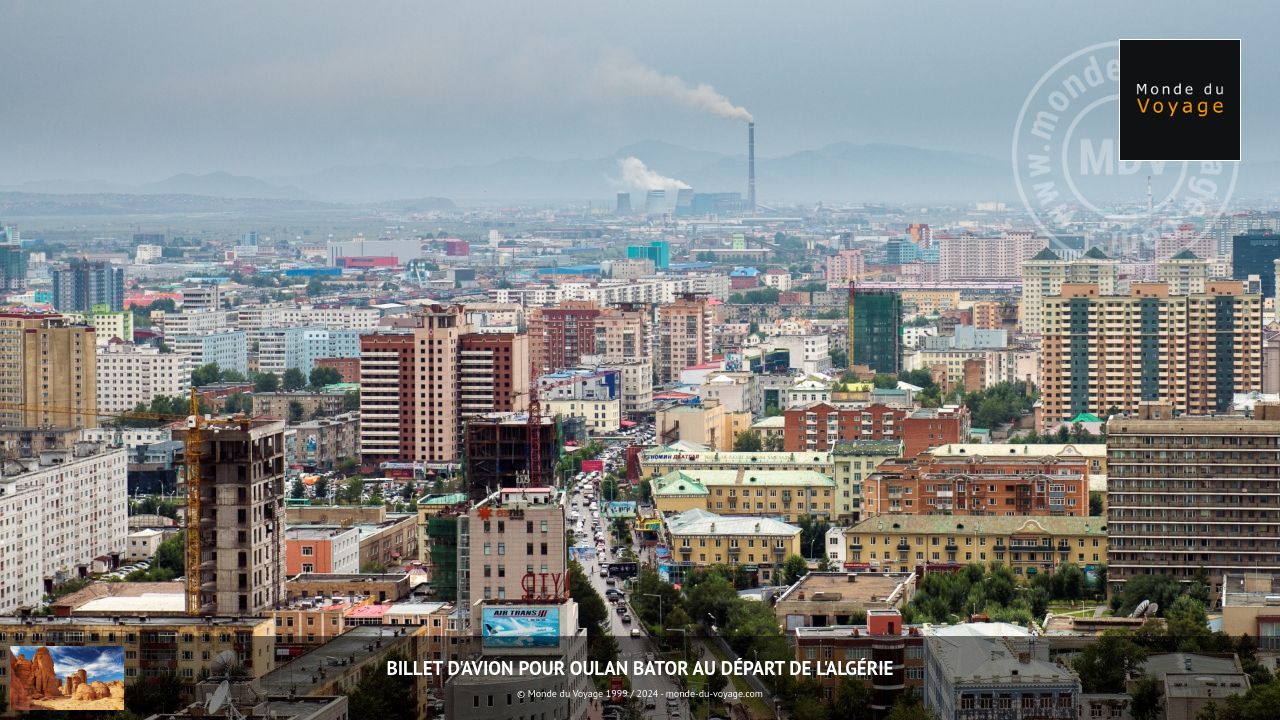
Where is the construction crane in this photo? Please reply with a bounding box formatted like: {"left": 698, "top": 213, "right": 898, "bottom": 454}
{"left": 527, "top": 357, "right": 543, "bottom": 487}
{"left": 0, "top": 388, "right": 238, "bottom": 616}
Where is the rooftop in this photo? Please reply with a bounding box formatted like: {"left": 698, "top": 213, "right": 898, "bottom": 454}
{"left": 652, "top": 469, "right": 835, "bottom": 494}
{"left": 928, "top": 443, "right": 1106, "bottom": 459}
{"left": 776, "top": 572, "right": 915, "bottom": 606}
{"left": 665, "top": 509, "right": 800, "bottom": 537}
{"left": 258, "top": 625, "right": 414, "bottom": 697}
{"left": 847, "top": 514, "right": 1106, "bottom": 537}
{"left": 832, "top": 440, "right": 902, "bottom": 456}
{"left": 641, "top": 446, "right": 831, "bottom": 466}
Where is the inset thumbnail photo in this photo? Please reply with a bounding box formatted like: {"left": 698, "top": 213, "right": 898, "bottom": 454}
{"left": 8, "top": 645, "right": 125, "bottom": 712}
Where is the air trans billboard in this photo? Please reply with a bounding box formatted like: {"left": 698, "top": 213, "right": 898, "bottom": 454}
{"left": 481, "top": 607, "right": 560, "bottom": 649}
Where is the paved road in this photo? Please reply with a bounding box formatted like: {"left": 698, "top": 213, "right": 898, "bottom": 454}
{"left": 572, "top": 478, "right": 689, "bottom": 719}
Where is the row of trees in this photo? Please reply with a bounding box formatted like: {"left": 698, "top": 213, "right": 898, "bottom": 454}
{"left": 901, "top": 562, "right": 1103, "bottom": 626}
{"left": 193, "top": 363, "right": 343, "bottom": 392}
{"left": 731, "top": 429, "right": 784, "bottom": 452}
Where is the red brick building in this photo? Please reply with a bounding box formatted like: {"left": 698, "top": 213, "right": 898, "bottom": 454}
{"left": 794, "top": 610, "right": 924, "bottom": 717}
{"left": 901, "top": 406, "right": 970, "bottom": 457}
{"left": 864, "top": 446, "right": 1091, "bottom": 517}
{"left": 783, "top": 402, "right": 908, "bottom": 452}
{"left": 314, "top": 356, "right": 360, "bottom": 383}
{"left": 528, "top": 301, "right": 602, "bottom": 373}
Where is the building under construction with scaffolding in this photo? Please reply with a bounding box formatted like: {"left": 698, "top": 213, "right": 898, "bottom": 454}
{"left": 462, "top": 412, "right": 558, "bottom": 500}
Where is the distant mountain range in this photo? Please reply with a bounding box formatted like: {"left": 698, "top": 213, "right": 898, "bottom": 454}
{"left": 6, "top": 141, "right": 1280, "bottom": 207}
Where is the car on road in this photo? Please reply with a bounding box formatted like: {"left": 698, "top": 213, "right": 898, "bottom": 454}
{"left": 599, "top": 569, "right": 608, "bottom": 578}
{"left": 605, "top": 578, "right": 616, "bottom": 586}
{"left": 620, "top": 614, "right": 632, "bottom": 624}
{"left": 645, "top": 698, "right": 657, "bottom": 710}
{"left": 615, "top": 605, "right": 627, "bottom": 615}
{"left": 630, "top": 628, "right": 643, "bottom": 638}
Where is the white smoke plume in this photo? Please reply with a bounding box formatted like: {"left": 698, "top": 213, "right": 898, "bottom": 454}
{"left": 593, "top": 56, "right": 752, "bottom": 123}
{"left": 618, "top": 156, "right": 690, "bottom": 193}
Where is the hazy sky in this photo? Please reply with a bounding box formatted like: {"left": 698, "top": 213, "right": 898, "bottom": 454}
{"left": 2, "top": 0, "right": 1275, "bottom": 183}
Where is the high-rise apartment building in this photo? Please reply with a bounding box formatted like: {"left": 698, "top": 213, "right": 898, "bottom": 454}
{"left": 50, "top": 258, "right": 125, "bottom": 312}
{"left": 1041, "top": 282, "right": 1263, "bottom": 423}
{"left": 936, "top": 232, "right": 1048, "bottom": 282}
{"left": 0, "top": 442, "right": 127, "bottom": 613}
{"left": 528, "top": 301, "right": 601, "bottom": 373}
{"left": 1157, "top": 249, "right": 1211, "bottom": 296}
{"left": 1233, "top": 230, "right": 1280, "bottom": 299}
{"left": 463, "top": 413, "right": 558, "bottom": 499}
{"left": 1108, "top": 402, "right": 1280, "bottom": 600}
{"left": 96, "top": 341, "right": 192, "bottom": 414}
{"left": 0, "top": 244, "right": 27, "bottom": 292}
{"left": 0, "top": 313, "right": 98, "bottom": 429}
{"left": 169, "top": 329, "right": 248, "bottom": 375}
{"left": 359, "top": 306, "right": 528, "bottom": 467}
{"left": 848, "top": 287, "right": 902, "bottom": 374}
{"left": 174, "top": 417, "right": 287, "bottom": 616}
{"left": 1019, "top": 247, "right": 1119, "bottom": 334}
{"left": 458, "top": 332, "right": 530, "bottom": 428}
{"left": 592, "top": 306, "right": 648, "bottom": 362}
{"left": 656, "top": 295, "right": 714, "bottom": 385}
{"left": 826, "top": 249, "right": 866, "bottom": 285}
{"left": 180, "top": 282, "right": 222, "bottom": 312}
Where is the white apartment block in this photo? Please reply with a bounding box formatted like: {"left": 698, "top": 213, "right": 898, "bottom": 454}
{"left": 1019, "top": 248, "right": 1119, "bottom": 334}
{"left": 169, "top": 329, "right": 248, "bottom": 375}
{"left": 544, "top": 398, "right": 621, "bottom": 433}
{"left": 938, "top": 231, "right": 1048, "bottom": 283}
{"left": 180, "top": 283, "right": 222, "bottom": 311}
{"left": 257, "top": 326, "right": 361, "bottom": 376}
{"left": 486, "top": 285, "right": 564, "bottom": 307}
{"left": 560, "top": 274, "right": 730, "bottom": 306}
{"left": 96, "top": 342, "right": 193, "bottom": 414}
{"left": 153, "top": 309, "right": 239, "bottom": 336}
{"left": 236, "top": 304, "right": 381, "bottom": 335}
{"left": 0, "top": 443, "right": 128, "bottom": 614}
{"left": 134, "top": 244, "right": 163, "bottom": 264}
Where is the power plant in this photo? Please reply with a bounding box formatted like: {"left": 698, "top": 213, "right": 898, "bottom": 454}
{"left": 747, "top": 121, "right": 756, "bottom": 213}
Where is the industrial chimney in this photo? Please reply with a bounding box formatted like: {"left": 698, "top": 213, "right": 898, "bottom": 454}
{"left": 747, "top": 121, "right": 756, "bottom": 213}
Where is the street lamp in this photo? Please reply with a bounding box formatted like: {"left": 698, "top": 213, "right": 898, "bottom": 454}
{"left": 642, "top": 593, "right": 663, "bottom": 629}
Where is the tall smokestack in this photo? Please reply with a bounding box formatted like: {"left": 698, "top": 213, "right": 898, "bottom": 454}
{"left": 747, "top": 121, "right": 756, "bottom": 213}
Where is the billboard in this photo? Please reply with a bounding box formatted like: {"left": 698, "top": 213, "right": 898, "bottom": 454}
{"left": 481, "top": 606, "right": 560, "bottom": 649}
{"left": 581, "top": 459, "right": 604, "bottom": 473}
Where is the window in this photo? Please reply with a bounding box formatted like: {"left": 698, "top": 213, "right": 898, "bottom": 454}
{"left": 301, "top": 546, "right": 314, "bottom": 556}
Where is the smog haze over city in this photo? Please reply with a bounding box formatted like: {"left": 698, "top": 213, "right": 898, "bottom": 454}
{"left": 5, "top": 4, "right": 1280, "bottom": 720}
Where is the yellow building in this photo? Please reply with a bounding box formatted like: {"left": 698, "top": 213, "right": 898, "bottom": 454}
{"left": 900, "top": 289, "right": 961, "bottom": 317}
{"left": 650, "top": 468, "right": 836, "bottom": 522}
{"left": 831, "top": 440, "right": 901, "bottom": 522}
{"left": 842, "top": 514, "right": 1107, "bottom": 576}
{"left": 664, "top": 509, "right": 801, "bottom": 583}
{"left": 0, "top": 313, "right": 98, "bottom": 428}
{"left": 0, "top": 615, "right": 275, "bottom": 689}
{"left": 656, "top": 400, "right": 751, "bottom": 451}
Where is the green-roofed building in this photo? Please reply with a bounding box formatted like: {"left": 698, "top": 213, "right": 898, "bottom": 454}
{"left": 650, "top": 468, "right": 836, "bottom": 522}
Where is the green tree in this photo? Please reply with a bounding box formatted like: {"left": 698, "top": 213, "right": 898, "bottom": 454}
{"left": 781, "top": 554, "right": 809, "bottom": 585}
{"left": 898, "top": 369, "right": 936, "bottom": 388}
{"left": 290, "top": 479, "right": 305, "bottom": 499}
{"left": 123, "top": 671, "right": 190, "bottom": 717}
{"left": 1116, "top": 574, "right": 1184, "bottom": 617}
{"left": 340, "top": 476, "right": 364, "bottom": 504}
{"left": 684, "top": 573, "right": 738, "bottom": 626}
{"left": 305, "top": 276, "right": 327, "bottom": 297}
{"left": 872, "top": 374, "right": 897, "bottom": 389}
{"left": 830, "top": 677, "right": 875, "bottom": 720}
{"left": 309, "top": 366, "right": 342, "bottom": 388}
{"left": 254, "top": 371, "right": 279, "bottom": 393}
{"left": 1165, "top": 595, "right": 1210, "bottom": 649}
{"left": 343, "top": 388, "right": 360, "bottom": 411}
{"left": 796, "top": 515, "right": 831, "bottom": 559}
{"left": 223, "top": 393, "right": 251, "bottom": 415}
{"left": 732, "top": 430, "right": 763, "bottom": 452}
{"left": 191, "top": 362, "right": 221, "bottom": 387}
{"left": 885, "top": 687, "right": 936, "bottom": 720}
{"left": 153, "top": 532, "right": 186, "bottom": 575}
{"left": 282, "top": 367, "right": 307, "bottom": 391}
{"left": 346, "top": 650, "right": 416, "bottom": 720}
{"left": 1054, "top": 563, "right": 1086, "bottom": 602}
{"left": 828, "top": 347, "right": 848, "bottom": 369}
{"left": 1089, "top": 491, "right": 1105, "bottom": 516}
{"left": 1072, "top": 630, "right": 1148, "bottom": 693}
{"left": 288, "top": 400, "right": 304, "bottom": 423}
{"left": 360, "top": 561, "right": 387, "bottom": 574}
{"left": 1130, "top": 674, "right": 1164, "bottom": 720}
{"left": 313, "top": 476, "right": 330, "bottom": 501}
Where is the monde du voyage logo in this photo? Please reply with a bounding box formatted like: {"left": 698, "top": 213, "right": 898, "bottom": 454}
{"left": 1120, "top": 39, "right": 1241, "bottom": 161}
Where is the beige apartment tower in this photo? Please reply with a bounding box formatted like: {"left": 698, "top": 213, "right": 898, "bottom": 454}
{"left": 656, "top": 295, "right": 714, "bottom": 385}
{"left": 0, "top": 312, "right": 98, "bottom": 428}
{"left": 460, "top": 487, "right": 567, "bottom": 628}
{"left": 1040, "top": 281, "right": 1262, "bottom": 424}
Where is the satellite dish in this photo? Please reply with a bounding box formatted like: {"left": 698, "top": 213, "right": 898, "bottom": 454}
{"left": 211, "top": 650, "right": 237, "bottom": 675}
{"left": 207, "top": 680, "right": 230, "bottom": 714}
